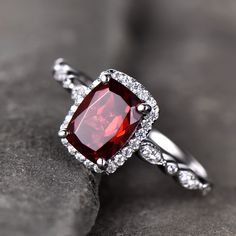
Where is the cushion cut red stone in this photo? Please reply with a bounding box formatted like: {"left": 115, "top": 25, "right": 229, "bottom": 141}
{"left": 66, "top": 79, "right": 142, "bottom": 163}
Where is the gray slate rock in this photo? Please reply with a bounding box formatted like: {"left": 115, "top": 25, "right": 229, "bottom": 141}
{"left": 0, "top": 54, "right": 101, "bottom": 236}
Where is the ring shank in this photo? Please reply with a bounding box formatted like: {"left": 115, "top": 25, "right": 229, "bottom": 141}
{"left": 148, "top": 130, "right": 208, "bottom": 181}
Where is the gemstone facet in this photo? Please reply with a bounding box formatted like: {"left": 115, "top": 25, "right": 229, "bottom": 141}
{"left": 66, "top": 79, "right": 142, "bottom": 163}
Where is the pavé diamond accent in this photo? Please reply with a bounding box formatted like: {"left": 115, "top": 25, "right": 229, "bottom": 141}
{"left": 71, "top": 85, "right": 87, "bottom": 100}
{"left": 54, "top": 63, "right": 70, "bottom": 82}
{"left": 114, "top": 154, "right": 126, "bottom": 166}
{"left": 106, "top": 162, "right": 117, "bottom": 174}
{"left": 75, "top": 152, "right": 85, "bottom": 162}
{"left": 121, "top": 147, "right": 133, "bottom": 158}
{"left": 178, "top": 171, "right": 200, "bottom": 189}
{"left": 129, "top": 139, "right": 141, "bottom": 151}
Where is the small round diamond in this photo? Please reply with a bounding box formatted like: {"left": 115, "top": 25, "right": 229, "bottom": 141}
{"left": 129, "top": 139, "right": 141, "bottom": 151}
{"left": 116, "top": 73, "right": 126, "bottom": 83}
{"left": 147, "top": 97, "right": 157, "bottom": 107}
{"left": 122, "top": 147, "right": 133, "bottom": 158}
{"left": 69, "top": 105, "right": 78, "bottom": 113}
{"left": 135, "top": 129, "right": 148, "bottom": 141}
{"left": 75, "top": 96, "right": 84, "bottom": 105}
{"left": 114, "top": 154, "right": 126, "bottom": 166}
{"left": 84, "top": 160, "right": 94, "bottom": 169}
{"left": 131, "top": 82, "right": 141, "bottom": 93}
{"left": 54, "top": 64, "right": 70, "bottom": 81}
{"left": 139, "top": 90, "right": 149, "bottom": 101}
{"left": 65, "top": 115, "right": 72, "bottom": 123}
{"left": 75, "top": 153, "right": 85, "bottom": 162}
{"left": 146, "top": 109, "right": 159, "bottom": 122}
{"left": 120, "top": 75, "right": 133, "bottom": 87}
{"left": 166, "top": 162, "right": 178, "bottom": 175}
{"left": 61, "top": 138, "right": 68, "bottom": 146}
{"left": 106, "top": 162, "right": 117, "bottom": 174}
{"left": 62, "top": 78, "right": 73, "bottom": 89}
{"left": 141, "top": 119, "right": 152, "bottom": 131}
{"left": 68, "top": 146, "right": 76, "bottom": 155}
{"left": 71, "top": 85, "right": 87, "bottom": 100}
{"left": 60, "top": 122, "right": 68, "bottom": 130}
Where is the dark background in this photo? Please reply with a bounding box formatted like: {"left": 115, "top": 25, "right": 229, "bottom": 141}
{"left": 0, "top": 1, "right": 236, "bottom": 236}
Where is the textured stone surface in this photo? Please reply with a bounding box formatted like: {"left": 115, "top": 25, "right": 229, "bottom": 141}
{"left": 0, "top": 55, "right": 101, "bottom": 236}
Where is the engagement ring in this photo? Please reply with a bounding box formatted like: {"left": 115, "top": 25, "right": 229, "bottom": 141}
{"left": 53, "top": 58, "right": 212, "bottom": 195}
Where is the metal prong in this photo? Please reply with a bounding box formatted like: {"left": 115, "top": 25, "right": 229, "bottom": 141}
{"left": 96, "top": 158, "right": 108, "bottom": 170}
{"left": 100, "top": 74, "right": 111, "bottom": 84}
{"left": 58, "top": 130, "right": 68, "bottom": 138}
{"left": 137, "top": 103, "right": 152, "bottom": 115}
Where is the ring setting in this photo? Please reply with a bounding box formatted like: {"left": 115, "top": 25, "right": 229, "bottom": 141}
{"left": 53, "top": 58, "right": 212, "bottom": 194}
{"left": 57, "top": 66, "right": 159, "bottom": 174}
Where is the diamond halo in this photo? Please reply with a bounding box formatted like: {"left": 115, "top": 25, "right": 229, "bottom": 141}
{"left": 59, "top": 69, "right": 159, "bottom": 174}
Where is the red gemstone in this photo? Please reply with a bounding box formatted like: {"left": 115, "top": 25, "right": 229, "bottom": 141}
{"left": 66, "top": 79, "right": 142, "bottom": 163}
